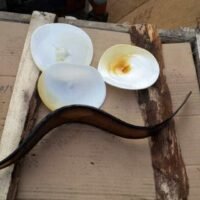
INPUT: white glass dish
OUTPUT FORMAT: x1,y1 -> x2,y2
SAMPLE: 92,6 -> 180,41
31,23 -> 93,71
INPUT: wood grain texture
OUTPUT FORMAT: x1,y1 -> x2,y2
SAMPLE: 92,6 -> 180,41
162,43 -> 200,200
0,18 -> 199,199
0,12 -> 30,23
0,20 -> 28,139
15,30 -> 200,200
58,17 -> 130,33
15,41 -> 200,200
0,11 -> 55,200
16,28 -> 155,200
0,21 -> 28,77
117,0 -> 200,29
7,92 -> 41,200
159,28 -> 196,43
194,34 -> 200,89
0,21 -> 28,144
59,17 -> 197,43
130,25 -> 189,199
0,77 -> 15,135
0,12 -> 196,42
107,0 -> 149,22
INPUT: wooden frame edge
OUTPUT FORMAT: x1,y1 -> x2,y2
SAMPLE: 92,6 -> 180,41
0,11 -> 197,42
0,11 -> 200,199
0,11 -> 30,23
0,11 -> 56,200
192,33 -> 200,89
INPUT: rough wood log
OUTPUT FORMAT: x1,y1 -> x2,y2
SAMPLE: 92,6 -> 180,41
129,24 -> 189,200
159,27 -> 196,43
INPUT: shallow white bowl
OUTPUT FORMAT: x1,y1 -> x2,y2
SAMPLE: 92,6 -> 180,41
98,44 -> 160,90
31,23 -> 93,71
38,63 -> 106,110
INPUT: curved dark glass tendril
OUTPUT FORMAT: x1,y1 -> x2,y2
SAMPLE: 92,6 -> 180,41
0,91 -> 192,170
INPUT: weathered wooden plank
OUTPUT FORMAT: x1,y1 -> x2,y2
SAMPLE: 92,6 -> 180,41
7,92 -> 41,200
193,33 -> 200,89
0,21 -> 28,77
58,17 -> 197,42
0,11 -> 56,200
0,12 -> 198,198
0,20 -> 28,140
0,13 -> 129,32
130,25 -> 189,199
162,43 -> 200,117
159,28 -> 196,43
0,12 -> 197,43
107,0 -> 149,22
0,77 -> 15,135
58,17 -> 130,32
118,0 -> 200,29
15,41 -> 200,200
16,27 -> 155,200
0,12 -> 30,23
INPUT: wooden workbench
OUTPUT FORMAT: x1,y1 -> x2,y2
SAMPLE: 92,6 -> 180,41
0,12 -> 200,200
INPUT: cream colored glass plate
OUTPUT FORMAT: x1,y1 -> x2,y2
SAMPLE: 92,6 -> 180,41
98,44 -> 160,90
38,63 -> 106,110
